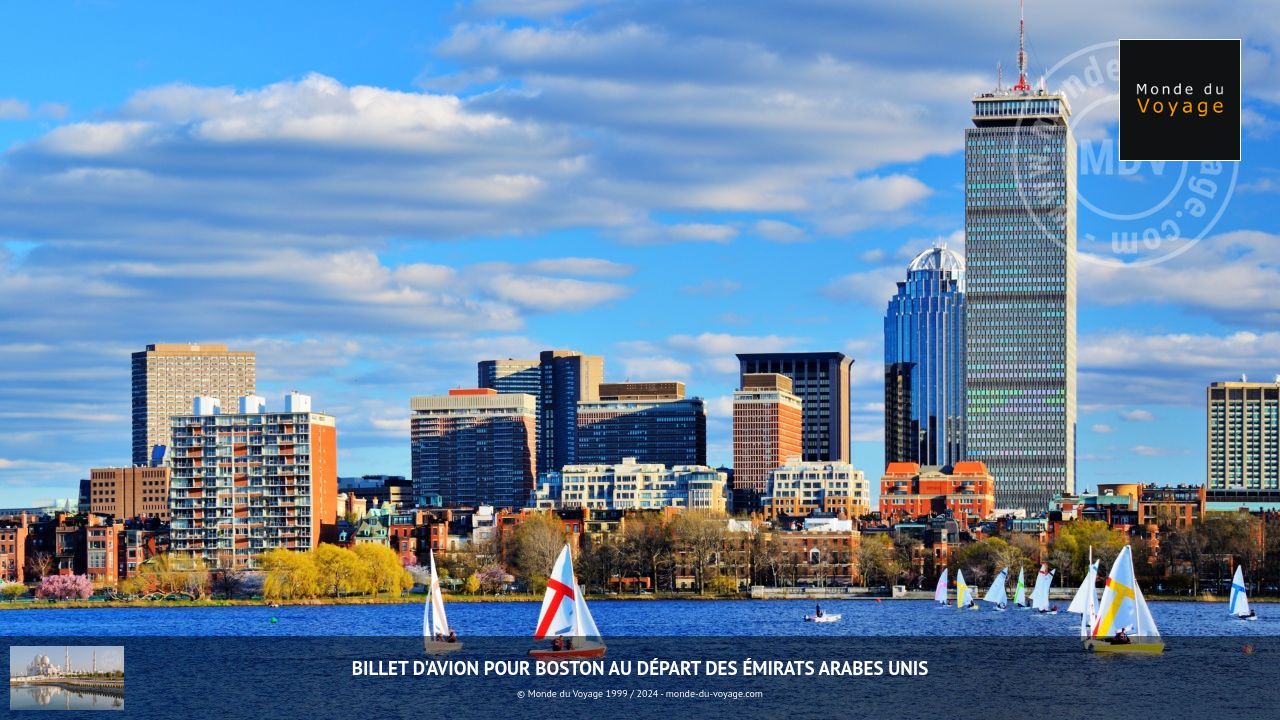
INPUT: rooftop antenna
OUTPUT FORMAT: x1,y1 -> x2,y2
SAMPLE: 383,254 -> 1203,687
1013,0 -> 1031,92
997,61 -> 1004,92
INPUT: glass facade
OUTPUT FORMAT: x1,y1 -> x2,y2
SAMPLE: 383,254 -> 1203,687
964,91 -> 1077,513
884,246 -> 967,467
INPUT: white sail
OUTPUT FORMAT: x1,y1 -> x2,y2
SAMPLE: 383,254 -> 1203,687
1030,564 -> 1055,611
1067,560 -> 1099,615
1013,567 -> 1027,607
983,568 -> 1009,605
533,543 -> 602,642
956,569 -> 972,608
1091,545 -> 1160,640
1067,560 -> 1099,638
573,574 -> 601,639
426,551 -> 450,637
1229,565 -> 1251,618
934,568 -> 949,604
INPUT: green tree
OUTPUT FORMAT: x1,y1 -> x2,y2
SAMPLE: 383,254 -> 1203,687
955,537 -> 1027,589
857,534 -> 901,587
0,582 -> 26,601
353,543 -> 411,595
260,548 -> 319,600
133,553 -> 211,598
1047,520 -> 1125,586
464,572 -> 481,594
311,544 -> 367,598
707,574 -> 740,595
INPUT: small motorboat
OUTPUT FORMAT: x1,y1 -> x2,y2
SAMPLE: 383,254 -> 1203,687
804,613 -> 842,623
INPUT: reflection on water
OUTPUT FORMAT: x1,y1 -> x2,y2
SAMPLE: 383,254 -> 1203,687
9,683 -> 124,711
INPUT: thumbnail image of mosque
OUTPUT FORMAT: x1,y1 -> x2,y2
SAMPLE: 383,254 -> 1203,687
9,646 -> 124,711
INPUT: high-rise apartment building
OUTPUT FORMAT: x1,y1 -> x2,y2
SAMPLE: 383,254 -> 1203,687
132,343 -> 256,466
168,392 -> 337,569
732,374 -> 803,510
737,352 -> 852,463
410,389 -> 537,509
575,382 -> 706,468
88,466 -> 172,521
884,246 -> 967,467
538,350 -> 604,474
1207,379 -> 1280,510
963,15 -> 1077,512
478,358 -> 542,397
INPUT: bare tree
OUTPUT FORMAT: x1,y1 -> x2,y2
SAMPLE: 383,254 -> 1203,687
26,551 -> 54,581
670,510 -> 726,594
621,514 -> 672,592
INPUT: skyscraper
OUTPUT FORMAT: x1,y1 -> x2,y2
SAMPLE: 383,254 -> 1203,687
410,389 -> 537,508
132,343 -> 256,466
168,392 -> 337,569
538,350 -> 604,474
732,373 -> 803,510
575,382 -> 707,467
1206,378 -> 1280,510
478,358 -> 542,397
963,10 -> 1077,512
737,352 -> 852,463
884,246 -> 967,467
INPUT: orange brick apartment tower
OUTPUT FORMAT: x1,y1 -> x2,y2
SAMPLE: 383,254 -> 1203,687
733,374 -> 803,506
879,461 -> 995,523
89,467 -> 172,521
168,392 -> 337,569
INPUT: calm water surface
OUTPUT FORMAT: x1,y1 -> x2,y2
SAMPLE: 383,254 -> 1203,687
8,684 -> 124,711
2,599 -> 1274,637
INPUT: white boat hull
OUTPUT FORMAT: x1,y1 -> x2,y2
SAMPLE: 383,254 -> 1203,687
805,614 -> 842,623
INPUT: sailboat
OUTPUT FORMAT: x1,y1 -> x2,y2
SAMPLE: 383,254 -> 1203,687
1085,545 -> 1164,654
934,568 -> 950,607
1229,565 -> 1257,621
423,551 -> 462,653
1031,564 -> 1057,614
983,567 -> 1009,610
1013,567 -> 1029,609
955,569 -> 977,610
1066,559 -> 1100,638
530,543 -> 606,660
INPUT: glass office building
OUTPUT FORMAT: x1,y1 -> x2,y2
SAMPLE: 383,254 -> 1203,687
964,86 -> 1077,513
884,246 -> 967,467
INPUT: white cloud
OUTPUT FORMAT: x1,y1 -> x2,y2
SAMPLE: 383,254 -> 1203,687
754,219 -> 806,243
619,356 -> 693,381
1091,424 -> 1114,434
1121,409 -> 1155,422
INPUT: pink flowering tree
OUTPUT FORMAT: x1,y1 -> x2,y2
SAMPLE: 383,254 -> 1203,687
477,564 -> 508,595
37,574 -> 94,601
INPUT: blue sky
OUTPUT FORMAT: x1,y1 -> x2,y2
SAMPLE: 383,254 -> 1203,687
1,0 -> 1279,508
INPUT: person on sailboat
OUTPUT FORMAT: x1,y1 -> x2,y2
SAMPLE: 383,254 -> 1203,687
447,629 -> 457,643
1112,628 -> 1130,645
815,603 -> 823,618
551,636 -> 564,651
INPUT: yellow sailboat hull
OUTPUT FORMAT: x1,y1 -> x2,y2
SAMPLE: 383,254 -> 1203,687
1084,639 -> 1164,655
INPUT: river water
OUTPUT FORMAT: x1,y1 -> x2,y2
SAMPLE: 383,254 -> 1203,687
2,598 -> 1274,637
8,683 -> 124,711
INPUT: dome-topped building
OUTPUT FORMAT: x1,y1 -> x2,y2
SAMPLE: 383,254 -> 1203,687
907,245 -> 965,276
884,244 -> 967,468
26,653 -> 60,677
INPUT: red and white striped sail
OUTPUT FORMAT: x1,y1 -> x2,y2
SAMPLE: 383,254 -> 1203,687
534,544 -> 582,639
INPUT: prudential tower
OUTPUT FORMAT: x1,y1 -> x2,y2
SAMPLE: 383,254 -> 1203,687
963,1 -> 1077,512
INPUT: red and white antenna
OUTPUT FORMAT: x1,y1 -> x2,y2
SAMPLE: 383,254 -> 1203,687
1013,0 -> 1031,91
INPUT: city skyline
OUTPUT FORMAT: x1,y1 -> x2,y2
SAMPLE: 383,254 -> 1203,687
2,1 -> 1279,508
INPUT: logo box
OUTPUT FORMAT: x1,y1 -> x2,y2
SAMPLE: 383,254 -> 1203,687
1119,39 -> 1241,161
